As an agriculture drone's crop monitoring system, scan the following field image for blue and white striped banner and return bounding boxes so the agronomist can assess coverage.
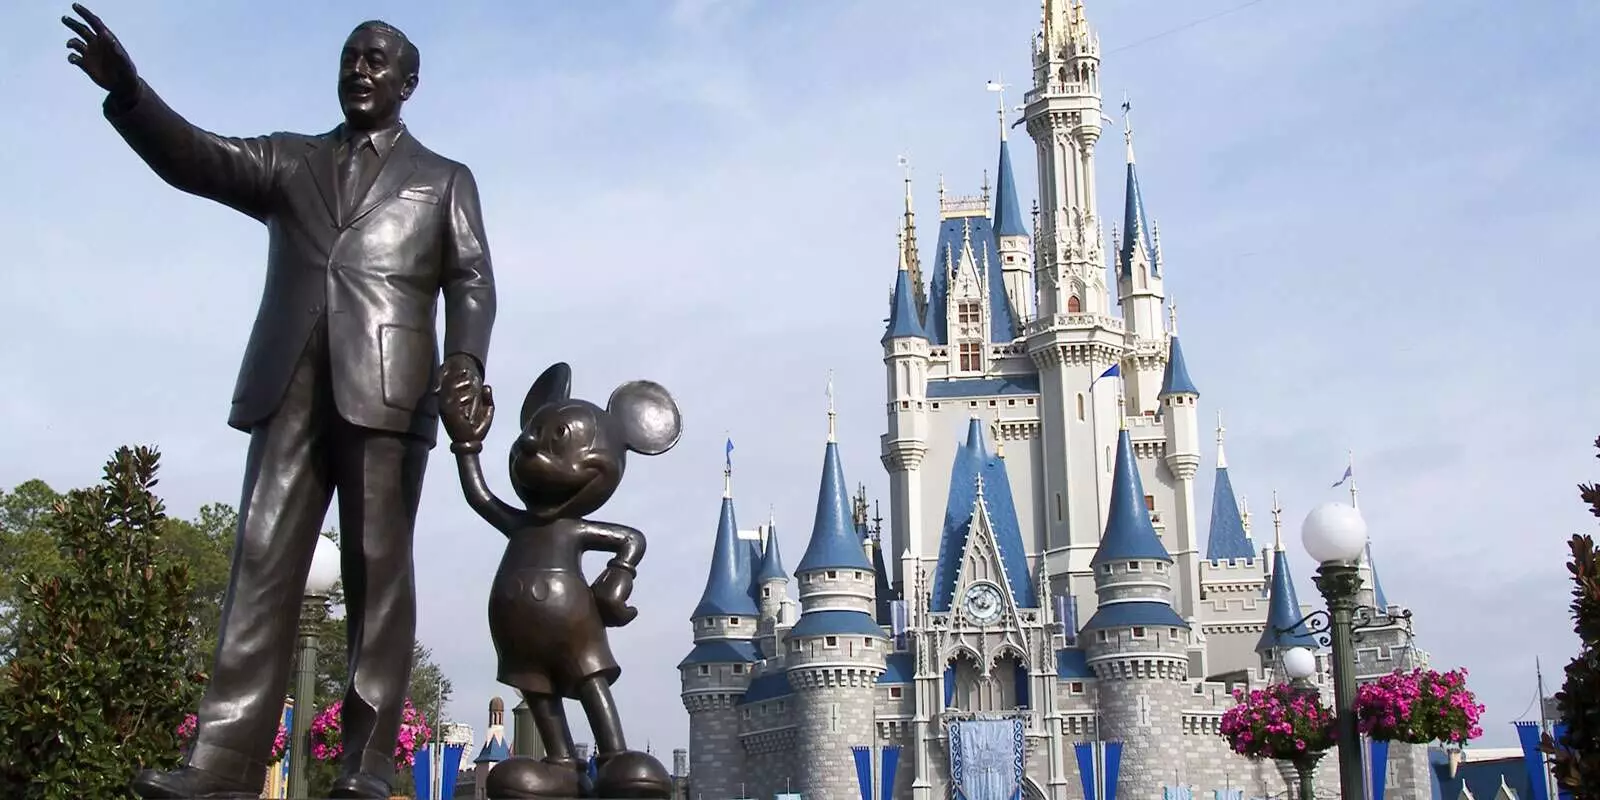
[1073,740,1123,800]
[881,744,902,800]
[950,718,1025,800]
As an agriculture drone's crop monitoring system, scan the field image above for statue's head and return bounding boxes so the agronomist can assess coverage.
[338,20,419,131]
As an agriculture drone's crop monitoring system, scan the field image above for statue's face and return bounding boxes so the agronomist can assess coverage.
[337,27,415,130]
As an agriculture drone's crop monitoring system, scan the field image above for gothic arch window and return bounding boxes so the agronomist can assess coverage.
[1076,393,1086,421]
[1067,294,1082,313]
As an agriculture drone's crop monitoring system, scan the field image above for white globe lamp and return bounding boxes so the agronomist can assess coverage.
[1300,502,1367,565]
[1283,646,1317,681]
[307,535,341,597]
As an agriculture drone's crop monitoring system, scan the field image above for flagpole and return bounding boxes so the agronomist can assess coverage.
[1346,450,1358,510]
[1538,657,1558,800]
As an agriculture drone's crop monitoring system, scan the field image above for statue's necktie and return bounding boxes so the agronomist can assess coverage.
[339,134,377,218]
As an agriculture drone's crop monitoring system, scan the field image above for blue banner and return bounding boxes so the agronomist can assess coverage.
[1367,737,1389,800]
[1212,790,1243,800]
[440,742,464,799]
[280,704,294,785]
[1103,741,1123,800]
[1014,662,1030,709]
[853,745,874,800]
[1515,721,1551,800]
[944,665,956,708]
[1075,742,1097,800]
[880,744,901,800]
[1163,786,1193,799]
[414,744,433,800]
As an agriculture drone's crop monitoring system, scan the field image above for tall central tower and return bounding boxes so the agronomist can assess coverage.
[1022,0,1121,593]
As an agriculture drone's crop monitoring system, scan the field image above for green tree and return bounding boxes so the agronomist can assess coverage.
[0,447,203,800]
[1548,436,1600,797]
[0,479,67,661]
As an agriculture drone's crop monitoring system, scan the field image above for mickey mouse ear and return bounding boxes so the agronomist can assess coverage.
[521,362,573,430]
[607,380,681,456]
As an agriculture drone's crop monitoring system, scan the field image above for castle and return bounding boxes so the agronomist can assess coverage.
[679,2,1431,798]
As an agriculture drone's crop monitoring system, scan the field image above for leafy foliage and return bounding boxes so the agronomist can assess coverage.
[1546,436,1600,797]
[0,447,204,800]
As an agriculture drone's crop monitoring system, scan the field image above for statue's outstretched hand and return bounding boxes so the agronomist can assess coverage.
[62,4,138,100]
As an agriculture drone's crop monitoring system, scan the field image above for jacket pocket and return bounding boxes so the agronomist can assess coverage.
[379,323,432,410]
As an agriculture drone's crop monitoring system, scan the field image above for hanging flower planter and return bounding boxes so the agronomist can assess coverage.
[309,698,432,771]
[1355,667,1484,745]
[177,713,288,762]
[1219,683,1337,761]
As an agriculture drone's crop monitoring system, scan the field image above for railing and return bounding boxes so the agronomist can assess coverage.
[1021,313,1124,336]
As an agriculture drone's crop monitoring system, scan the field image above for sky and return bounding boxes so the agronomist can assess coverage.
[2,0,1598,758]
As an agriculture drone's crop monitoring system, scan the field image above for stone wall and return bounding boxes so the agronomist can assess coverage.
[684,694,744,799]
[794,683,878,800]
[1093,678,1189,799]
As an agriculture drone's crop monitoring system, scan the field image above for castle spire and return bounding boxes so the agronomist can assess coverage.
[1205,410,1255,561]
[1257,490,1316,653]
[754,519,789,584]
[898,155,927,318]
[691,481,759,619]
[796,399,872,574]
[1118,95,1155,280]
[884,228,929,343]
[1158,333,1199,399]
[1090,428,1173,567]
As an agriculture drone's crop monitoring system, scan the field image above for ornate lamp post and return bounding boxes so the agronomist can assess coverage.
[1299,503,1370,800]
[288,535,341,799]
[1281,647,1321,800]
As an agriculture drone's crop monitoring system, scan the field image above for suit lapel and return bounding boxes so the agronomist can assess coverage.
[346,132,419,227]
[302,132,341,225]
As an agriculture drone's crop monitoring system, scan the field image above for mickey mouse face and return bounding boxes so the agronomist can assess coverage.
[509,400,620,514]
[507,362,684,520]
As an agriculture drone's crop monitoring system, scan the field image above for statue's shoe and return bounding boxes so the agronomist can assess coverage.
[593,750,673,799]
[130,766,259,799]
[487,755,585,799]
[329,770,393,798]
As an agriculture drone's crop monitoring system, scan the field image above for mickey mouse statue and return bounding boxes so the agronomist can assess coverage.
[441,362,681,799]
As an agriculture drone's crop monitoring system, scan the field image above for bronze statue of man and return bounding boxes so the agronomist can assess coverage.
[61,5,498,798]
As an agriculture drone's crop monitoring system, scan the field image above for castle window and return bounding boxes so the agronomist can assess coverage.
[987,399,996,407]
[825,636,839,648]
[1056,493,1064,522]
[1127,561,1140,571]
[890,687,903,699]
[1076,393,1085,421]
[1155,562,1167,573]
[762,587,771,598]
[957,301,982,325]
[1131,626,1147,639]
[1144,495,1155,511]
[1096,630,1109,643]
[729,617,740,625]
[864,638,875,648]
[1100,564,1112,575]
[698,665,710,676]
[958,342,983,372]
[1169,627,1180,640]
[1027,398,1035,406]
[827,570,837,579]
[1067,295,1082,313]
[1069,682,1084,694]
[732,663,745,675]
[1105,446,1112,471]
[1007,398,1016,406]
[778,701,786,712]
[790,640,802,652]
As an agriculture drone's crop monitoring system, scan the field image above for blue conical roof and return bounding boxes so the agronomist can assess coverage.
[1205,465,1254,561]
[1159,336,1199,397]
[993,139,1028,238]
[755,524,789,583]
[796,442,872,573]
[883,266,928,342]
[1091,429,1173,566]
[691,496,760,618]
[1256,547,1317,652]
[929,418,1037,611]
[1119,160,1156,278]
[1367,542,1391,609]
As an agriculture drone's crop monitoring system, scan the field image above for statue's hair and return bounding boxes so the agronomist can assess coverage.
[349,19,420,77]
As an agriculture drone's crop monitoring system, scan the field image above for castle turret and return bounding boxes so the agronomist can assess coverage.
[1115,106,1166,347]
[991,97,1034,325]
[472,697,511,800]
[1160,313,1202,617]
[789,397,887,800]
[882,221,931,596]
[678,471,759,799]
[1255,494,1317,669]
[755,518,792,659]
[1083,424,1190,799]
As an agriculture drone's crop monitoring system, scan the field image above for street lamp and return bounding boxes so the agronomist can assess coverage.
[289,535,341,800]
[1281,647,1320,800]
[1300,502,1369,800]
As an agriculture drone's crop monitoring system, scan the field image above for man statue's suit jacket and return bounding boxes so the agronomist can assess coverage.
[104,80,497,443]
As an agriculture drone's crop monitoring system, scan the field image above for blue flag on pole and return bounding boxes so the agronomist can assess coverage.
[725,438,734,470]
[1089,364,1121,393]
[1332,465,1353,488]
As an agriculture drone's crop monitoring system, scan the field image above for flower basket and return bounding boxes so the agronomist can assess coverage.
[177,713,288,762]
[1355,667,1484,745]
[1219,683,1337,761]
[309,698,432,771]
